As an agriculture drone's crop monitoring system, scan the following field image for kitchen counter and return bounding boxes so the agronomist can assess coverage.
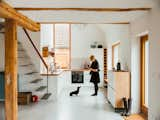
[41,69,64,76]
[41,70,67,101]
[64,69,90,72]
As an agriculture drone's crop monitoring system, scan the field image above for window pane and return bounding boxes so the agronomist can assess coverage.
[55,24,70,48]
[55,49,70,69]
[54,24,70,69]
[145,41,149,107]
[114,45,119,68]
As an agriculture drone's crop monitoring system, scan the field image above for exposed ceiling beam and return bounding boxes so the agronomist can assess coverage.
[39,22,130,24]
[0,1,40,31]
[15,7,151,12]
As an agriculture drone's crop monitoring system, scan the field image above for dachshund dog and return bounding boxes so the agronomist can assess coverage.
[70,87,81,96]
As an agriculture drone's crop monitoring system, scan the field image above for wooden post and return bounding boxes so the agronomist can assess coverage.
[5,19,18,120]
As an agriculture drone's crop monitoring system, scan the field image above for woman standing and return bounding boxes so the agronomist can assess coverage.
[89,55,100,96]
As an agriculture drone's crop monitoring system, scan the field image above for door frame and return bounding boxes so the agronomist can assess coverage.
[140,35,149,115]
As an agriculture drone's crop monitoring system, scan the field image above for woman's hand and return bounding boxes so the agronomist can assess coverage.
[90,68,98,72]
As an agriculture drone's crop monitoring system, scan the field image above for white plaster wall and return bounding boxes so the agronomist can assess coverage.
[17,27,41,72]
[40,24,54,50]
[130,2,160,119]
[71,24,105,69]
[130,13,149,114]
[40,24,106,69]
[40,24,54,73]
[148,1,160,119]
[0,34,4,71]
[98,24,130,71]
[0,27,41,72]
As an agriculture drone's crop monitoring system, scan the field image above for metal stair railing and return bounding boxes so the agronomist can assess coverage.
[23,28,51,100]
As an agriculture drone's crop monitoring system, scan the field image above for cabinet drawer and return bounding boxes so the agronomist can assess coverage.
[108,72,115,88]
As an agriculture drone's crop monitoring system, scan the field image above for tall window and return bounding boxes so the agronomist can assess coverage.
[54,24,71,69]
[112,42,120,69]
[140,35,149,115]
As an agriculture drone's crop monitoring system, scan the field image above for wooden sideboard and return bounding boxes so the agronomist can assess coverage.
[107,71,131,110]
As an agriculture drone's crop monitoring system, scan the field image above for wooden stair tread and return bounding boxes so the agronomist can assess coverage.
[30,79,43,83]
[20,64,33,67]
[25,72,38,75]
[36,86,47,91]
[18,56,28,58]
[41,93,52,100]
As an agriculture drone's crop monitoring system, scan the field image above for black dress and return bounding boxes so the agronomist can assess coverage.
[90,60,100,84]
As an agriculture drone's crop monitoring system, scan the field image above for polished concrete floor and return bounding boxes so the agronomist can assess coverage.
[1,87,123,120]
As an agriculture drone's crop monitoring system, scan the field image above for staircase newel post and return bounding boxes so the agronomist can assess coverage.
[5,19,18,120]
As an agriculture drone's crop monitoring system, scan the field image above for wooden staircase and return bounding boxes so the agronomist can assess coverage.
[18,41,51,100]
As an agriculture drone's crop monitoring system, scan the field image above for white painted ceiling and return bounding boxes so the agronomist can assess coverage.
[19,10,149,23]
[4,0,154,8]
[3,0,154,23]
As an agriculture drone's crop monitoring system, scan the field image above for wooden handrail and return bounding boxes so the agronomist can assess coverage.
[23,28,48,70]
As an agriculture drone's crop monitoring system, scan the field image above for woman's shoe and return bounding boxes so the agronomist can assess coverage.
[91,93,97,96]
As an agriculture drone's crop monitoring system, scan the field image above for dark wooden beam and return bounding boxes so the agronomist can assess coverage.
[15,7,151,12]
[39,22,130,24]
[5,19,18,120]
